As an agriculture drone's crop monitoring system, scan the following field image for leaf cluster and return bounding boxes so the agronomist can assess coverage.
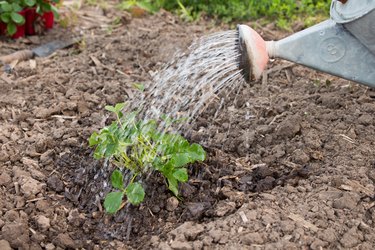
[117,0,330,29]
[0,0,59,35]
[0,0,25,35]
[89,103,206,214]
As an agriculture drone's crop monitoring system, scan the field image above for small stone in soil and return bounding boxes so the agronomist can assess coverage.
[151,205,161,214]
[166,197,179,212]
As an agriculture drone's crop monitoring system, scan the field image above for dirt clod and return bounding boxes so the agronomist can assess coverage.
[0,240,12,250]
[20,176,44,198]
[276,115,301,138]
[215,201,236,217]
[53,233,76,249]
[0,173,11,186]
[241,232,264,245]
[45,243,55,250]
[186,202,211,218]
[35,215,50,232]
[166,197,179,212]
[340,227,362,248]
[332,192,360,210]
[47,175,64,192]
[1,222,30,249]
[170,240,192,250]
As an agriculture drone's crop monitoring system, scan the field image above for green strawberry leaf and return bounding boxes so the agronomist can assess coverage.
[7,22,16,36]
[170,153,191,168]
[136,1,157,13]
[188,143,206,161]
[88,132,99,146]
[51,5,59,18]
[132,83,145,91]
[11,3,22,12]
[114,102,126,113]
[40,1,51,12]
[105,105,117,113]
[167,176,179,196]
[125,182,145,205]
[104,191,124,214]
[111,169,124,190]
[0,13,10,23]
[24,0,36,7]
[173,168,188,182]
[105,103,125,118]
[0,2,12,12]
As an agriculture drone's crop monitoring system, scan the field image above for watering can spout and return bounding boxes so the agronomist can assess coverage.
[238,8,375,87]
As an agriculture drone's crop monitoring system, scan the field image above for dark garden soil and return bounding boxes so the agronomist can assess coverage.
[1,3,375,250]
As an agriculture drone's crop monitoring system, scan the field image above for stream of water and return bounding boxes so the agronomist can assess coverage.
[129,29,246,134]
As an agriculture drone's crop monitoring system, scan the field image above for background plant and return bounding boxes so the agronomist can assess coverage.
[117,0,331,29]
[0,0,26,35]
[89,103,206,214]
[0,0,59,35]
[33,0,60,16]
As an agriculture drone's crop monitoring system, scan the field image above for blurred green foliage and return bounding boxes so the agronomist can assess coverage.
[118,0,331,29]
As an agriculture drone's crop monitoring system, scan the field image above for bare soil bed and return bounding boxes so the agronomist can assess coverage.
[1,5,375,250]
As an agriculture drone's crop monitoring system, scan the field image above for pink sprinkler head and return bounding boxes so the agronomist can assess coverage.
[237,25,269,82]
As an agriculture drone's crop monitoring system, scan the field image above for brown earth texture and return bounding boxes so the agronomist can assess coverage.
[1,3,375,250]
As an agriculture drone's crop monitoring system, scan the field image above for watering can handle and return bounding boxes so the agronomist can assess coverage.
[0,50,34,64]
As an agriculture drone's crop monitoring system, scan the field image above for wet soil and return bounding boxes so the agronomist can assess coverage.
[1,4,375,250]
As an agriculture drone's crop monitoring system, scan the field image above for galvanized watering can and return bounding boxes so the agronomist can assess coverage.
[238,0,375,87]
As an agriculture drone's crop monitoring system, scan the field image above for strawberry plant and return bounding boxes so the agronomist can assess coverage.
[0,0,26,35]
[0,0,59,37]
[89,103,206,214]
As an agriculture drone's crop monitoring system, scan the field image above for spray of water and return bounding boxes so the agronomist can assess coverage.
[129,30,246,134]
